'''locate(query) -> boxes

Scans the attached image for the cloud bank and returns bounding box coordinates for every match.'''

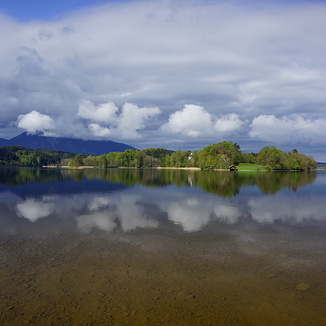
[0,0,326,159]
[250,115,326,145]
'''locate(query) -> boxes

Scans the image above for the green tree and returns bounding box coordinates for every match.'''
[197,142,242,169]
[69,154,84,167]
[256,146,284,170]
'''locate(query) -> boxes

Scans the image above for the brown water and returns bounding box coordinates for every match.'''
[0,168,326,325]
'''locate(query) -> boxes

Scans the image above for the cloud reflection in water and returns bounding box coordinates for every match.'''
[77,212,117,233]
[17,198,54,222]
[77,194,159,233]
[157,195,242,232]
[1,177,325,233]
[249,195,326,224]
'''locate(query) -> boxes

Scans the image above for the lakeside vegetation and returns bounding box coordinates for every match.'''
[0,141,317,171]
[69,142,316,171]
[0,145,74,167]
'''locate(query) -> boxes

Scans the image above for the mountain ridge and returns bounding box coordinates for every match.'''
[0,132,136,155]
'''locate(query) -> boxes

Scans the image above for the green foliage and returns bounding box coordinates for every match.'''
[242,152,257,164]
[256,146,316,170]
[1,143,317,171]
[197,141,242,169]
[0,146,74,167]
[257,146,284,170]
[69,154,85,167]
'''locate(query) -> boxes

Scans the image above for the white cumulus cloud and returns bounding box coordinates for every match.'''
[77,100,161,139]
[88,123,111,137]
[163,105,244,138]
[117,103,161,139]
[165,104,213,137]
[249,115,326,145]
[215,113,244,134]
[78,100,118,124]
[17,110,54,134]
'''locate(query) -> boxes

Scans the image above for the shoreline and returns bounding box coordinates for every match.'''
[156,167,201,171]
[42,165,202,170]
[40,165,318,172]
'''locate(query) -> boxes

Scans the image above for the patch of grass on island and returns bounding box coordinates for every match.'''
[236,163,265,171]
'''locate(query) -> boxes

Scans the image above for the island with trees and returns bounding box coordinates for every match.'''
[64,142,316,171]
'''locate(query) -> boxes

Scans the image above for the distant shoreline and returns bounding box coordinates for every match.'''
[156,167,201,171]
[42,165,263,171]
[41,165,319,172]
[42,165,202,170]
[42,165,95,169]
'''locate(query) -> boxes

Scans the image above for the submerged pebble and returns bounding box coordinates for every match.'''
[296,283,311,291]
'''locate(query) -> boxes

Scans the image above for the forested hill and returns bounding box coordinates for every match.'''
[0,132,136,155]
[0,146,75,167]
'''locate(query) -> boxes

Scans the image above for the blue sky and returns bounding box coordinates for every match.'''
[0,0,326,160]
[1,0,323,21]
[0,0,123,21]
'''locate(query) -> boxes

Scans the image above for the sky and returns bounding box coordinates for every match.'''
[0,0,326,161]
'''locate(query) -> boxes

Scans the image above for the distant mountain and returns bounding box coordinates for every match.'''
[317,162,326,169]
[0,138,8,147]
[0,132,136,155]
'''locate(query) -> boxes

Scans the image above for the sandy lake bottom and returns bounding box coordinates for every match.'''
[1,222,325,326]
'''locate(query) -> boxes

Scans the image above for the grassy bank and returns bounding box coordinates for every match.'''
[236,163,266,171]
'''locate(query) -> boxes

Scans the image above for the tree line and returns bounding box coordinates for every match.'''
[68,142,317,171]
[0,142,316,170]
[0,146,74,167]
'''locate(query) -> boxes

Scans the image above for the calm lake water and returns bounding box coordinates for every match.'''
[0,168,325,325]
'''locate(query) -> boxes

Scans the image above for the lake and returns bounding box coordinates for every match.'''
[0,168,325,325]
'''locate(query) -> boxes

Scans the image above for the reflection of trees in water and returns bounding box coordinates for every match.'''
[78,169,317,197]
[0,168,316,197]
[195,171,316,196]
[64,168,192,188]
[255,171,316,194]
[192,171,240,197]
[0,167,62,186]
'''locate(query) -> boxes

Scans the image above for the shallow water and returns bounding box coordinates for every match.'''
[0,168,325,325]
